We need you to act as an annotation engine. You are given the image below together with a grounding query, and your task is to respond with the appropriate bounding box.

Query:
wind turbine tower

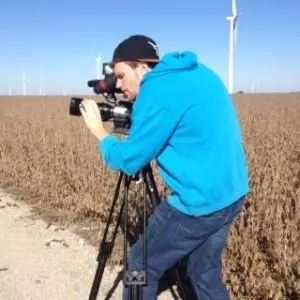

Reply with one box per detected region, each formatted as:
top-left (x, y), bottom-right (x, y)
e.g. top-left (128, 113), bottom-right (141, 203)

top-left (22, 73), bottom-right (27, 96)
top-left (226, 0), bottom-right (238, 94)
top-left (39, 86), bottom-right (44, 96)
top-left (95, 54), bottom-right (101, 79)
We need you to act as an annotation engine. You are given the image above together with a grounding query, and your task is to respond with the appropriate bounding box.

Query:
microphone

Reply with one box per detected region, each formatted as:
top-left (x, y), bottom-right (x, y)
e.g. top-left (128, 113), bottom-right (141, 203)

top-left (87, 75), bottom-right (121, 94)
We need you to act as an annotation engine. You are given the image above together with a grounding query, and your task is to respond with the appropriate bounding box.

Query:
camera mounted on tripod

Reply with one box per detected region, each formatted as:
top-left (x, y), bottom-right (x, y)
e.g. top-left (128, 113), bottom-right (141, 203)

top-left (69, 62), bottom-right (133, 135)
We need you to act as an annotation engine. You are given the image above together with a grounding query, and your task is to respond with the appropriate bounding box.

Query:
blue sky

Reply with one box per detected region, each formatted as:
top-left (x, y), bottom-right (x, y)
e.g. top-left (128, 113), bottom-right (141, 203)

top-left (0, 0), bottom-right (299, 95)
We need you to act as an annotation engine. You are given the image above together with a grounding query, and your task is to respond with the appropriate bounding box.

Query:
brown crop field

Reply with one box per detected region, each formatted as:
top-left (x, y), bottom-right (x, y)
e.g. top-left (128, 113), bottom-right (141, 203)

top-left (0, 93), bottom-right (300, 299)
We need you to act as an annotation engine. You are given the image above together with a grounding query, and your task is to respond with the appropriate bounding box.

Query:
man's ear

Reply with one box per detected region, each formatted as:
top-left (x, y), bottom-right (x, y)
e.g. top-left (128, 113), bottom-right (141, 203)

top-left (141, 62), bottom-right (151, 72)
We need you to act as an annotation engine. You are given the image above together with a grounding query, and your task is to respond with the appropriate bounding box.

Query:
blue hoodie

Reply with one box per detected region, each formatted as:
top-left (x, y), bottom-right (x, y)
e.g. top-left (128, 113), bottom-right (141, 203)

top-left (99, 51), bottom-right (249, 216)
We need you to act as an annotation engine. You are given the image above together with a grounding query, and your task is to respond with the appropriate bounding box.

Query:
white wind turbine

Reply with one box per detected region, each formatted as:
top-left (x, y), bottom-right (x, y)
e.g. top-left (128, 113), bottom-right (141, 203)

top-left (8, 84), bottom-right (12, 95)
top-left (95, 54), bottom-right (101, 79)
top-left (226, 0), bottom-right (238, 94)
top-left (39, 86), bottom-right (45, 96)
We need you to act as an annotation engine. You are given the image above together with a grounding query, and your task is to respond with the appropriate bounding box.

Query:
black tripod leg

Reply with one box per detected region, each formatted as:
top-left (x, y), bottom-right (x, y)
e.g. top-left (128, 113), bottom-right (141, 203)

top-left (129, 285), bottom-right (143, 300)
top-left (144, 166), bottom-right (188, 300)
top-left (89, 172), bottom-right (125, 300)
top-left (123, 173), bottom-right (147, 300)
top-left (144, 164), bottom-right (160, 207)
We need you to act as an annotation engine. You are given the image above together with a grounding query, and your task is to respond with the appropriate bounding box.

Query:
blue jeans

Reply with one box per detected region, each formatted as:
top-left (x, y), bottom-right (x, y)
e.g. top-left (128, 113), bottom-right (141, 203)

top-left (123, 197), bottom-right (245, 300)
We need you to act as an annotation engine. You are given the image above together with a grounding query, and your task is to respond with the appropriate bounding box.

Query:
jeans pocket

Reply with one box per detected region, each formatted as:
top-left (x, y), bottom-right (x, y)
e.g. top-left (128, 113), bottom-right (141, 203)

top-left (174, 219), bottom-right (209, 240)
top-left (175, 223), bottom-right (194, 239)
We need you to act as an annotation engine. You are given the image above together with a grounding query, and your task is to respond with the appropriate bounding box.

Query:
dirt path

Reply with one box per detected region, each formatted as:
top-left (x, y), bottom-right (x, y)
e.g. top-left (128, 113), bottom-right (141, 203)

top-left (0, 190), bottom-right (177, 300)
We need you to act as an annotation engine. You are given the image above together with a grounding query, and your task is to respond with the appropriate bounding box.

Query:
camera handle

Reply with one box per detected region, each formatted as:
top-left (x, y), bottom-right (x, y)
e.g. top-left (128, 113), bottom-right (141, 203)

top-left (88, 164), bottom-right (188, 300)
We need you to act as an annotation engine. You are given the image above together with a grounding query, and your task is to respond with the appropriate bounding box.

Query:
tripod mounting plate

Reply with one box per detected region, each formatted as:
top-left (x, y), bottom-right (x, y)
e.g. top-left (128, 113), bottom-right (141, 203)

top-left (124, 270), bottom-right (146, 285)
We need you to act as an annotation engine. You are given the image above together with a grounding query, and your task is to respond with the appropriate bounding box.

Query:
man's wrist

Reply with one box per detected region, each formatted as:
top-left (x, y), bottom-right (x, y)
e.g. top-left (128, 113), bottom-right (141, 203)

top-left (95, 128), bottom-right (109, 142)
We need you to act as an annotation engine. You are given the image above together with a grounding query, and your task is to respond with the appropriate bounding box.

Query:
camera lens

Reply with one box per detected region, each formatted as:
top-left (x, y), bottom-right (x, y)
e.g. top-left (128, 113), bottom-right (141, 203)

top-left (98, 102), bottom-right (113, 121)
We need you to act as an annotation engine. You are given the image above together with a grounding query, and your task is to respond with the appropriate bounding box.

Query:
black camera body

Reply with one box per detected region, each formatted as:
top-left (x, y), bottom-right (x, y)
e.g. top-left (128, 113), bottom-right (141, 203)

top-left (69, 63), bottom-right (133, 135)
top-left (69, 97), bottom-right (132, 135)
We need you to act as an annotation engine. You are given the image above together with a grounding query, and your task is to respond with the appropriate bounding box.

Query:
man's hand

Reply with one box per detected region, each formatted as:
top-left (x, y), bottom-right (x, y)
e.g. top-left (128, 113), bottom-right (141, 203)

top-left (79, 98), bottom-right (109, 141)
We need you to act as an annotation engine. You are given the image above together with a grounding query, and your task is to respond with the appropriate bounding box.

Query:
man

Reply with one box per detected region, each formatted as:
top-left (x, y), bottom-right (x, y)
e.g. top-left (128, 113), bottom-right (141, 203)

top-left (80, 34), bottom-right (249, 300)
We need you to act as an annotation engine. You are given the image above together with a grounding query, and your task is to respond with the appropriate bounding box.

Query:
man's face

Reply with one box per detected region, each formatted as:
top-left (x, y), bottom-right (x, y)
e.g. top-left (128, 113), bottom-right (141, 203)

top-left (113, 62), bottom-right (150, 101)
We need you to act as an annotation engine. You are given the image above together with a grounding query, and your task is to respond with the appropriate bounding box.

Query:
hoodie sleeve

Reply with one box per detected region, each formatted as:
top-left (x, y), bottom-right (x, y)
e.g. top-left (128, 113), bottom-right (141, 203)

top-left (98, 85), bottom-right (182, 175)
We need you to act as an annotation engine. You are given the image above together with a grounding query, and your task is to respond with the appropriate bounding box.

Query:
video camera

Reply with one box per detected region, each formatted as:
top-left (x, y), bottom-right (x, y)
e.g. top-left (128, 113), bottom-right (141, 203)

top-left (69, 63), bottom-right (133, 135)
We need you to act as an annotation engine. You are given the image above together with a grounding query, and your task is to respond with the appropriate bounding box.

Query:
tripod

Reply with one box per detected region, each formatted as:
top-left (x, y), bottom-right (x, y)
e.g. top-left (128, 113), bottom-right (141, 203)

top-left (88, 163), bottom-right (188, 300)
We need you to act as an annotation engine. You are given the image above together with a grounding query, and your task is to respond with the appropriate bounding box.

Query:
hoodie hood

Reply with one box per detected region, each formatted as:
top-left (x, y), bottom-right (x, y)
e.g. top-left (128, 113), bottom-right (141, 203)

top-left (142, 51), bottom-right (199, 83)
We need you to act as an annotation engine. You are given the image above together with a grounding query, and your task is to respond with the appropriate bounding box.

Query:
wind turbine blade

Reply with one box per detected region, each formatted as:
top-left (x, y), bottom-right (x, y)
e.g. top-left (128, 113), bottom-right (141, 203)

top-left (232, 0), bottom-right (237, 16)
